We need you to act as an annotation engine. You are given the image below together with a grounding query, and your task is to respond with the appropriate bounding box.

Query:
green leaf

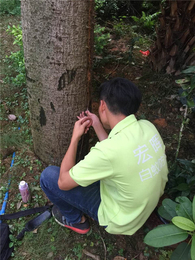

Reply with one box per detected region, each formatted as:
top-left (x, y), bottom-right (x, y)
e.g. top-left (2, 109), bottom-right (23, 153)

top-left (175, 183), bottom-right (189, 191)
top-left (9, 242), bottom-right (14, 248)
top-left (191, 75), bottom-right (195, 87)
top-left (177, 159), bottom-right (195, 173)
top-left (31, 186), bottom-right (41, 191)
top-left (180, 91), bottom-right (188, 97)
top-left (131, 16), bottom-right (139, 22)
top-left (182, 84), bottom-right (191, 90)
top-left (172, 216), bottom-right (195, 231)
top-left (188, 176), bottom-right (195, 185)
top-left (144, 224), bottom-right (188, 247)
top-left (170, 242), bottom-right (191, 260)
top-left (187, 99), bottom-right (195, 108)
top-left (192, 234), bottom-right (195, 260)
top-left (175, 197), bottom-right (193, 221)
top-left (175, 78), bottom-right (190, 85)
top-left (158, 205), bottom-right (172, 221)
top-left (182, 66), bottom-right (195, 74)
top-left (158, 198), bottom-right (178, 221)
top-left (193, 196), bottom-right (195, 222)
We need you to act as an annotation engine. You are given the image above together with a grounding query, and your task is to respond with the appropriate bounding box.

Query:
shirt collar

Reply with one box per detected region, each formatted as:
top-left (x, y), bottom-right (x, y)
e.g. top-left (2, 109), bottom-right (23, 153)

top-left (108, 114), bottom-right (137, 139)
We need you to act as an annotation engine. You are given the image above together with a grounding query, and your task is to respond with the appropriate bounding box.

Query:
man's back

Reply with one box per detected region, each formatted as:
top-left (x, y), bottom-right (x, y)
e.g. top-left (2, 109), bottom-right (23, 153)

top-left (70, 115), bottom-right (168, 235)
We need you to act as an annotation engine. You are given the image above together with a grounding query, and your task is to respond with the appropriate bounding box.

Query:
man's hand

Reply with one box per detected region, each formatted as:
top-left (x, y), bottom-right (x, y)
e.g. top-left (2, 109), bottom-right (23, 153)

top-left (78, 110), bottom-right (100, 127)
top-left (85, 110), bottom-right (101, 127)
top-left (71, 117), bottom-right (92, 142)
top-left (78, 110), bottom-right (108, 141)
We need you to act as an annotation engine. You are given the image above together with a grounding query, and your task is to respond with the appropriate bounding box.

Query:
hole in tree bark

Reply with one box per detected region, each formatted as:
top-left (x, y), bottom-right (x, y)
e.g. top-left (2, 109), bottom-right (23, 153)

top-left (40, 106), bottom-right (47, 126)
top-left (57, 69), bottom-right (77, 91)
top-left (50, 102), bottom-right (56, 112)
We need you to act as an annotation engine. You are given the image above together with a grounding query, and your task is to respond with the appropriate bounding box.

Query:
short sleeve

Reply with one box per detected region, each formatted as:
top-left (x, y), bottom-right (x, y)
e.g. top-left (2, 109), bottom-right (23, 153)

top-left (69, 142), bottom-right (113, 187)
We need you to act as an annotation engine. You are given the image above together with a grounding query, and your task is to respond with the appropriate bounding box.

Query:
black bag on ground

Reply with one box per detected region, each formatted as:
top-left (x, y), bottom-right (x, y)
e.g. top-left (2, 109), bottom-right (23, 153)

top-left (0, 205), bottom-right (52, 260)
top-left (0, 223), bottom-right (13, 260)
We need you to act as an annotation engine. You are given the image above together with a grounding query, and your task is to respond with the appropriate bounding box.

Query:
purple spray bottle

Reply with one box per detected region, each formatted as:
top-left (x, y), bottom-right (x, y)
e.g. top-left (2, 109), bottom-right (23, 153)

top-left (19, 181), bottom-right (30, 203)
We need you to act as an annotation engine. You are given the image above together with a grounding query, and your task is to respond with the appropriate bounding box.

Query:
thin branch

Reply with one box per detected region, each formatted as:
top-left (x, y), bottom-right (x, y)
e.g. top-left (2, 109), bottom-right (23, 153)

top-left (83, 249), bottom-right (100, 260)
top-left (175, 105), bottom-right (188, 160)
top-left (98, 230), bottom-right (107, 260)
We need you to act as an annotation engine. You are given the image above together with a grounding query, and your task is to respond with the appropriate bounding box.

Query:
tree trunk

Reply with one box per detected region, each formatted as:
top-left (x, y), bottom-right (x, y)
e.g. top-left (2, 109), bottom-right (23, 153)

top-left (21, 0), bottom-right (94, 165)
top-left (149, 0), bottom-right (195, 74)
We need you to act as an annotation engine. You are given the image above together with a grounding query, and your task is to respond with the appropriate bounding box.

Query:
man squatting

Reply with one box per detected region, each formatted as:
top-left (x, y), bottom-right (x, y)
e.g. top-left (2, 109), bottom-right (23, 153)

top-left (40, 77), bottom-right (168, 235)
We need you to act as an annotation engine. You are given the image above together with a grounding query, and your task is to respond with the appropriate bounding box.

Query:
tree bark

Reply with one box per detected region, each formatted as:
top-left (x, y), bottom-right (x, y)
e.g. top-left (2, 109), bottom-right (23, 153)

top-left (149, 0), bottom-right (195, 74)
top-left (21, 0), bottom-right (94, 165)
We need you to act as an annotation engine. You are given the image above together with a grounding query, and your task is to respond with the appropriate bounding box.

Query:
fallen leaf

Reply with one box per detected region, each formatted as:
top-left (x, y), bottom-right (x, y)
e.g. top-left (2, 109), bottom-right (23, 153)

top-left (17, 201), bottom-right (22, 210)
top-left (166, 94), bottom-right (178, 100)
top-left (32, 228), bottom-right (38, 234)
top-left (47, 252), bottom-right (53, 258)
top-left (83, 249), bottom-right (100, 260)
top-left (152, 118), bottom-right (167, 128)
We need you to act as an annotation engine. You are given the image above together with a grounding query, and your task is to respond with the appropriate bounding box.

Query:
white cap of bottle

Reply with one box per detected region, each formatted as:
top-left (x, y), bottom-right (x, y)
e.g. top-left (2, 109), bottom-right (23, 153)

top-left (19, 181), bottom-right (27, 188)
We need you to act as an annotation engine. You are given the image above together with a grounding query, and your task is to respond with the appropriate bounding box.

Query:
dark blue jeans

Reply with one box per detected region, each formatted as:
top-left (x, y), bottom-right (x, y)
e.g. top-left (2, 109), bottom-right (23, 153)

top-left (40, 166), bottom-right (100, 224)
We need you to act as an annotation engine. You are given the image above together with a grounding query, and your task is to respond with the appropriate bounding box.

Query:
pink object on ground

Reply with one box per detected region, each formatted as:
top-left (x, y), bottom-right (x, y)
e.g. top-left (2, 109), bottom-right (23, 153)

top-left (19, 181), bottom-right (30, 203)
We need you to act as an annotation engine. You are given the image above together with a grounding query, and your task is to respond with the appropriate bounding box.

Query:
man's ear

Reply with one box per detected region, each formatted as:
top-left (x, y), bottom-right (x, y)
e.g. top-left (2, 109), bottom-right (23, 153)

top-left (100, 100), bottom-right (106, 112)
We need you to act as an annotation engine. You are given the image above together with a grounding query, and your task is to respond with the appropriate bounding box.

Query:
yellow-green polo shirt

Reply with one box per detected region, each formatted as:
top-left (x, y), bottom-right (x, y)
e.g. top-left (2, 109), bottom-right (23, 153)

top-left (70, 115), bottom-right (168, 235)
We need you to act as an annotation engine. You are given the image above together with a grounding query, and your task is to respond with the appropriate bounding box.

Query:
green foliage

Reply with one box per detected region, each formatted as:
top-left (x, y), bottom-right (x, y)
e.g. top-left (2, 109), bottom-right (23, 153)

top-left (0, 161), bottom-right (6, 180)
top-left (166, 159), bottom-right (195, 200)
top-left (95, 0), bottom-right (106, 11)
top-left (0, 86), bottom-right (31, 150)
top-left (131, 11), bottom-right (160, 32)
top-left (142, 0), bottom-right (161, 14)
top-left (112, 16), bottom-right (131, 39)
top-left (158, 249), bottom-right (174, 260)
top-left (72, 243), bottom-right (83, 259)
top-left (0, 0), bottom-right (21, 15)
top-left (4, 51), bottom-right (26, 87)
top-left (3, 24), bottom-right (25, 88)
top-left (175, 66), bottom-right (195, 110)
top-left (144, 196), bottom-right (195, 260)
top-left (95, 0), bottom-right (119, 19)
top-left (142, 0), bottom-right (154, 10)
top-left (10, 218), bottom-right (70, 259)
top-left (95, 0), bottom-right (145, 20)
top-left (7, 24), bottom-right (23, 46)
top-left (94, 24), bottom-right (110, 55)
top-left (1, 129), bottom-right (27, 149)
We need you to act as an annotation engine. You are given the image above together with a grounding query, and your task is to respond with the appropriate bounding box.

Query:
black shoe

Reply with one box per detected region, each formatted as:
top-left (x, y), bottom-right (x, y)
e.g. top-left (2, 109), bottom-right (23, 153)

top-left (52, 205), bottom-right (90, 234)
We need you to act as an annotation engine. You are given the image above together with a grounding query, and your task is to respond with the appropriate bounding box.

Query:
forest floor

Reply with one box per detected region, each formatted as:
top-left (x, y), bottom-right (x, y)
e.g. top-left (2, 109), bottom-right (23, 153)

top-left (0, 15), bottom-right (195, 260)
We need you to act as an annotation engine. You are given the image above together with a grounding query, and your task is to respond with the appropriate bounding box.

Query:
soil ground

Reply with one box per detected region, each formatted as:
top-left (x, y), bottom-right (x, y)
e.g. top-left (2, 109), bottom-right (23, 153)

top-left (0, 14), bottom-right (194, 260)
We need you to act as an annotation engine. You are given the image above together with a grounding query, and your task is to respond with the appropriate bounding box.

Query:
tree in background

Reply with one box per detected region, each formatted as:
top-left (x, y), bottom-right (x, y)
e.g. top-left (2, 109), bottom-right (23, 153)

top-left (21, 0), bottom-right (94, 165)
top-left (149, 0), bottom-right (195, 74)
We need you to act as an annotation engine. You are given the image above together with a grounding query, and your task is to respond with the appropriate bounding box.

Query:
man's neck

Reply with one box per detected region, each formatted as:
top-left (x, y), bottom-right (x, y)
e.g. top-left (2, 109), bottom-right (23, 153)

top-left (107, 111), bottom-right (126, 129)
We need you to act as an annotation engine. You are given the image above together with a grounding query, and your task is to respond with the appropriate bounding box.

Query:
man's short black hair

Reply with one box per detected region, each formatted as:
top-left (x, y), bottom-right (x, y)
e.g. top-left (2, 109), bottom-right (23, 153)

top-left (99, 77), bottom-right (142, 116)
